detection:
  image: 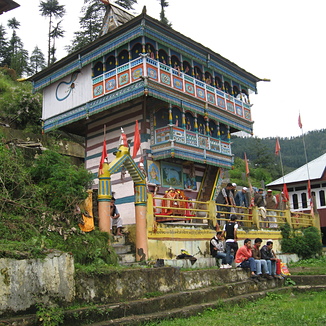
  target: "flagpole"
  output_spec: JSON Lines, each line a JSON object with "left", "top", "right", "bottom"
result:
{"left": 298, "top": 113, "right": 314, "bottom": 215}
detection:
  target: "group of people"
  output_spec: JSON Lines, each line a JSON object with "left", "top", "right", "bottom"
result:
{"left": 210, "top": 215, "right": 284, "bottom": 280}
{"left": 236, "top": 238, "right": 283, "bottom": 280}
{"left": 215, "top": 182, "right": 288, "bottom": 228}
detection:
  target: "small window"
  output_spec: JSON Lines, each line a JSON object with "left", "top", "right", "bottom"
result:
{"left": 118, "top": 49, "right": 129, "bottom": 65}
{"left": 293, "top": 194, "right": 298, "bottom": 209}
{"left": 158, "top": 49, "right": 168, "bottom": 65}
{"left": 320, "top": 190, "right": 325, "bottom": 206}
{"left": 301, "top": 193, "right": 307, "bottom": 209}
{"left": 93, "top": 61, "right": 103, "bottom": 77}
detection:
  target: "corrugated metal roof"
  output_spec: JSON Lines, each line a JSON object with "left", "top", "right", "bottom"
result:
{"left": 267, "top": 153, "right": 326, "bottom": 186}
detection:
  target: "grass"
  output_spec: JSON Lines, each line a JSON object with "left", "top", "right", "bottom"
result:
{"left": 288, "top": 256, "right": 326, "bottom": 275}
{"left": 144, "top": 290, "right": 326, "bottom": 326}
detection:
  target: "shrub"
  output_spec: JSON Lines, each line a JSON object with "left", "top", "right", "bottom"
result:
{"left": 280, "top": 225, "right": 323, "bottom": 259}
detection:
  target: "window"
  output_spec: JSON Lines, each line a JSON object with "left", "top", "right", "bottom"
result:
{"left": 105, "top": 55, "right": 115, "bottom": 72}
{"left": 171, "top": 55, "right": 180, "bottom": 70}
{"left": 194, "top": 66, "right": 203, "bottom": 81}
{"left": 197, "top": 115, "right": 206, "bottom": 135}
{"left": 320, "top": 190, "right": 325, "bottom": 206}
{"left": 158, "top": 49, "right": 168, "bottom": 64}
{"left": 301, "top": 193, "right": 307, "bottom": 209}
{"left": 183, "top": 61, "right": 191, "bottom": 75}
{"left": 131, "top": 43, "right": 142, "bottom": 60}
{"left": 93, "top": 61, "right": 103, "bottom": 77}
{"left": 118, "top": 49, "right": 129, "bottom": 65}
{"left": 292, "top": 194, "right": 298, "bottom": 209}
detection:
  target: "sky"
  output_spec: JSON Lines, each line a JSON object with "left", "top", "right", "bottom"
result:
{"left": 1, "top": 0, "right": 326, "bottom": 139}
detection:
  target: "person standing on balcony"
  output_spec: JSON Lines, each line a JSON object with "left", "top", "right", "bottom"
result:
{"left": 254, "top": 188, "right": 266, "bottom": 227}
{"left": 235, "top": 187, "right": 249, "bottom": 222}
{"left": 266, "top": 190, "right": 278, "bottom": 228}
{"left": 215, "top": 183, "right": 233, "bottom": 224}
{"left": 222, "top": 215, "right": 238, "bottom": 267}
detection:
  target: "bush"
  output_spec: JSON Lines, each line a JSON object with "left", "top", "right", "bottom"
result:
{"left": 280, "top": 225, "right": 323, "bottom": 259}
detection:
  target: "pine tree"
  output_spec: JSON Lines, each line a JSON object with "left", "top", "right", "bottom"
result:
{"left": 0, "top": 24, "right": 9, "bottom": 66}
{"left": 30, "top": 46, "right": 46, "bottom": 74}
{"left": 158, "top": 0, "right": 171, "bottom": 27}
{"left": 39, "top": 0, "right": 65, "bottom": 66}
{"left": 66, "top": 0, "right": 106, "bottom": 53}
{"left": 114, "top": 0, "right": 137, "bottom": 10}
{"left": 49, "top": 20, "right": 65, "bottom": 64}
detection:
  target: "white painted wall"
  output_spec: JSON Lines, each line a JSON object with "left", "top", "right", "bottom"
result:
{"left": 42, "top": 65, "right": 92, "bottom": 120}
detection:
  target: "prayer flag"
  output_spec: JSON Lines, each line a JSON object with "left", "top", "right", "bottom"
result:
{"left": 298, "top": 114, "right": 303, "bottom": 129}
{"left": 132, "top": 120, "right": 140, "bottom": 159}
{"left": 275, "top": 138, "right": 281, "bottom": 155}
{"left": 282, "top": 183, "right": 289, "bottom": 201}
{"left": 244, "top": 152, "right": 250, "bottom": 176}
{"left": 98, "top": 125, "right": 107, "bottom": 176}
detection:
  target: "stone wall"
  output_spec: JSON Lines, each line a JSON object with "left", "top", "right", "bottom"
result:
{"left": 0, "top": 251, "right": 75, "bottom": 316}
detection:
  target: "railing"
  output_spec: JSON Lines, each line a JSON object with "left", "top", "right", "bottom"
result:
{"left": 150, "top": 194, "right": 317, "bottom": 229}
{"left": 154, "top": 125, "right": 232, "bottom": 155}
{"left": 92, "top": 56, "right": 252, "bottom": 123}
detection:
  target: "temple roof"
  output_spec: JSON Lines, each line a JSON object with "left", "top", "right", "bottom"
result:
{"left": 267, "top": 153, "right": 326, "bottom": 186}
{"left": 100, "top": 1, "right": 134, "bottom": 35}
{"left": 0, "top": 0, "right": 19, "bottom": 15}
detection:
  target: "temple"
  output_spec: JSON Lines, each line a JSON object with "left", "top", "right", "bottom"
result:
{"left": 29, "top": 3, "right": 316, "bottom": 262}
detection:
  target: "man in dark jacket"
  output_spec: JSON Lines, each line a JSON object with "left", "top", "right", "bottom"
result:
{"left": 222, "top": 215, "right": 238, "bottom": 267}
{"left": 260, "top": 240, "right": 283, "bottom": 279}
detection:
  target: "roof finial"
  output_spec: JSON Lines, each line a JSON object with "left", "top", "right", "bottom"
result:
{"left": 142, "top": 5, "right": 147, "bottom": 14}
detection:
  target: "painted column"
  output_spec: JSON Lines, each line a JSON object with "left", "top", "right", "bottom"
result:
{"left": 134, "top": 181, "right": 148, "bottom": 261}
{"left": 98, "top": 162, "right": 112, "bottom": 233}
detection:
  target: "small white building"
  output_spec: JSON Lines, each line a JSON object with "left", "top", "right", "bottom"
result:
{"left": 267, "top": 153, "right": 326, "bottom": 245}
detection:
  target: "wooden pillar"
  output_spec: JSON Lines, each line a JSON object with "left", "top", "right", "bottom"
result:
{"left": 134, "top": 181, "right": 148, "bottom": 261}
{"left": 98, "top": 162, "right": 112, "bottom": 233}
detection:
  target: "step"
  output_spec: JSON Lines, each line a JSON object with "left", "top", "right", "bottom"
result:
{"left": 112, "top": 244, "right": 132, "bottom": 255}
{"left": 2, "top": 277, "right": 326, "bottom": 326}
{"left": 88, "top": 285, "right": 326, "bottom": 326}
{"left": 118, "top": 252, "right": 136, "bottom": 264}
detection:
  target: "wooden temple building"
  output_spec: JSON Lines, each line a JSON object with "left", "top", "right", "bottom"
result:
{"left": 30, "top": 3, "right": 317, "bottom": 261}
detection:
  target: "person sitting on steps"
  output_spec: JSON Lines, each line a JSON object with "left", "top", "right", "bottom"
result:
{"left": 235, "top": 238, "right": 258, "bottom": 279}
{"left": 210, "top": 231, "right": 232, "bottom": 269}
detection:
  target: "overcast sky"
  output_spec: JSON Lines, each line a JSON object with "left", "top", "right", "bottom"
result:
{"left": 2, "top": 0, "right": 325, "bottom": 139}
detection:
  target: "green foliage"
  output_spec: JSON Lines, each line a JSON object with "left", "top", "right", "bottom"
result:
{"left": 0, "top": 71, "right": 42, "bottom": 131}
{"left": 30, "top": 150, "right": 93, "bottom": 212}
{"left": 284, "top": 277, "right": 296, "bottom": 286}
{"left": 280, "top": 226, "right": 323, "bottom": 259}
{"left": 36, "top": 303, "right": 64, "bottom": 326}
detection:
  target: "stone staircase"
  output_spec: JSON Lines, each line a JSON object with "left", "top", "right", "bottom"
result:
{"left": 112, "top": 233, "right": 136, "bottom": 265}
{"left": 2, "top": 268, "right": 325, "bottom": 326}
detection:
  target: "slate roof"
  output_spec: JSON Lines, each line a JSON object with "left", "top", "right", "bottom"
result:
{"left": 267, "top": 153, "right": 326, "bottom": 186}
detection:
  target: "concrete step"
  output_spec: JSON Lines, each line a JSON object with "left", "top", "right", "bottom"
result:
{"left": 118, "top": 252, "right": 136, "bottom": 264}
{"left": 2, "top": 275, "right": 326, "bottom": 326}
{"left": 112, "top": 244, "right": 132, "bottom": 255}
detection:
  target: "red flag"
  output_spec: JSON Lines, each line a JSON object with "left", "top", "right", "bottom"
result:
{"left": 244, "top": 152, "right": 250, "bottom": 176}
{"left": 298, "top": 114, "right": 303, "bottom": 129}
{"left": 132, "top": 120, "right": 140, "bottom": 159}
{"left": 282, "top": 183, "right": 289, "bottom": 201}
{"left": 275, "top": 138, "right": 281, "bottom": 155}
{"left": 98, "top": 126, "right": 107, "bottom": 176}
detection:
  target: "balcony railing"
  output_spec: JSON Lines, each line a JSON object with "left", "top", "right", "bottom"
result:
{"left": 92, "top": 56, "right": 252, "bottom": 123}
{"left": 154, "top": 125, "right": 231, "bottom": 156}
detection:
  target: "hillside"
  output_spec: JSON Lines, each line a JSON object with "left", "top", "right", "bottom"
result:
{"left": 232, "top": 129, "right": 326, "bottom": 174}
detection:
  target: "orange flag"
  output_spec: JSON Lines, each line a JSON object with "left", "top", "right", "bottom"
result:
{"left": 132, "top": 120, "right": 140, "bottom": 159}
{"left": 98, "top": 125, "right": 107, "bottom": 176}
{"left": 244, "top": 152, "right": 250, "bottom": 176}
{"left": 275, "top": 138, "right": 281, "bottom": 155}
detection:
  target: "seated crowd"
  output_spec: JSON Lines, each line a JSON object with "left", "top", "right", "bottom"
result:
{"left": 210, "top": 215, "right": 284, "bottom": 279}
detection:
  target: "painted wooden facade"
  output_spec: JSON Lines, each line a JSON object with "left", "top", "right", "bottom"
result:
{"left": 30, "top": 4, "right": 261, "bottom": 227}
